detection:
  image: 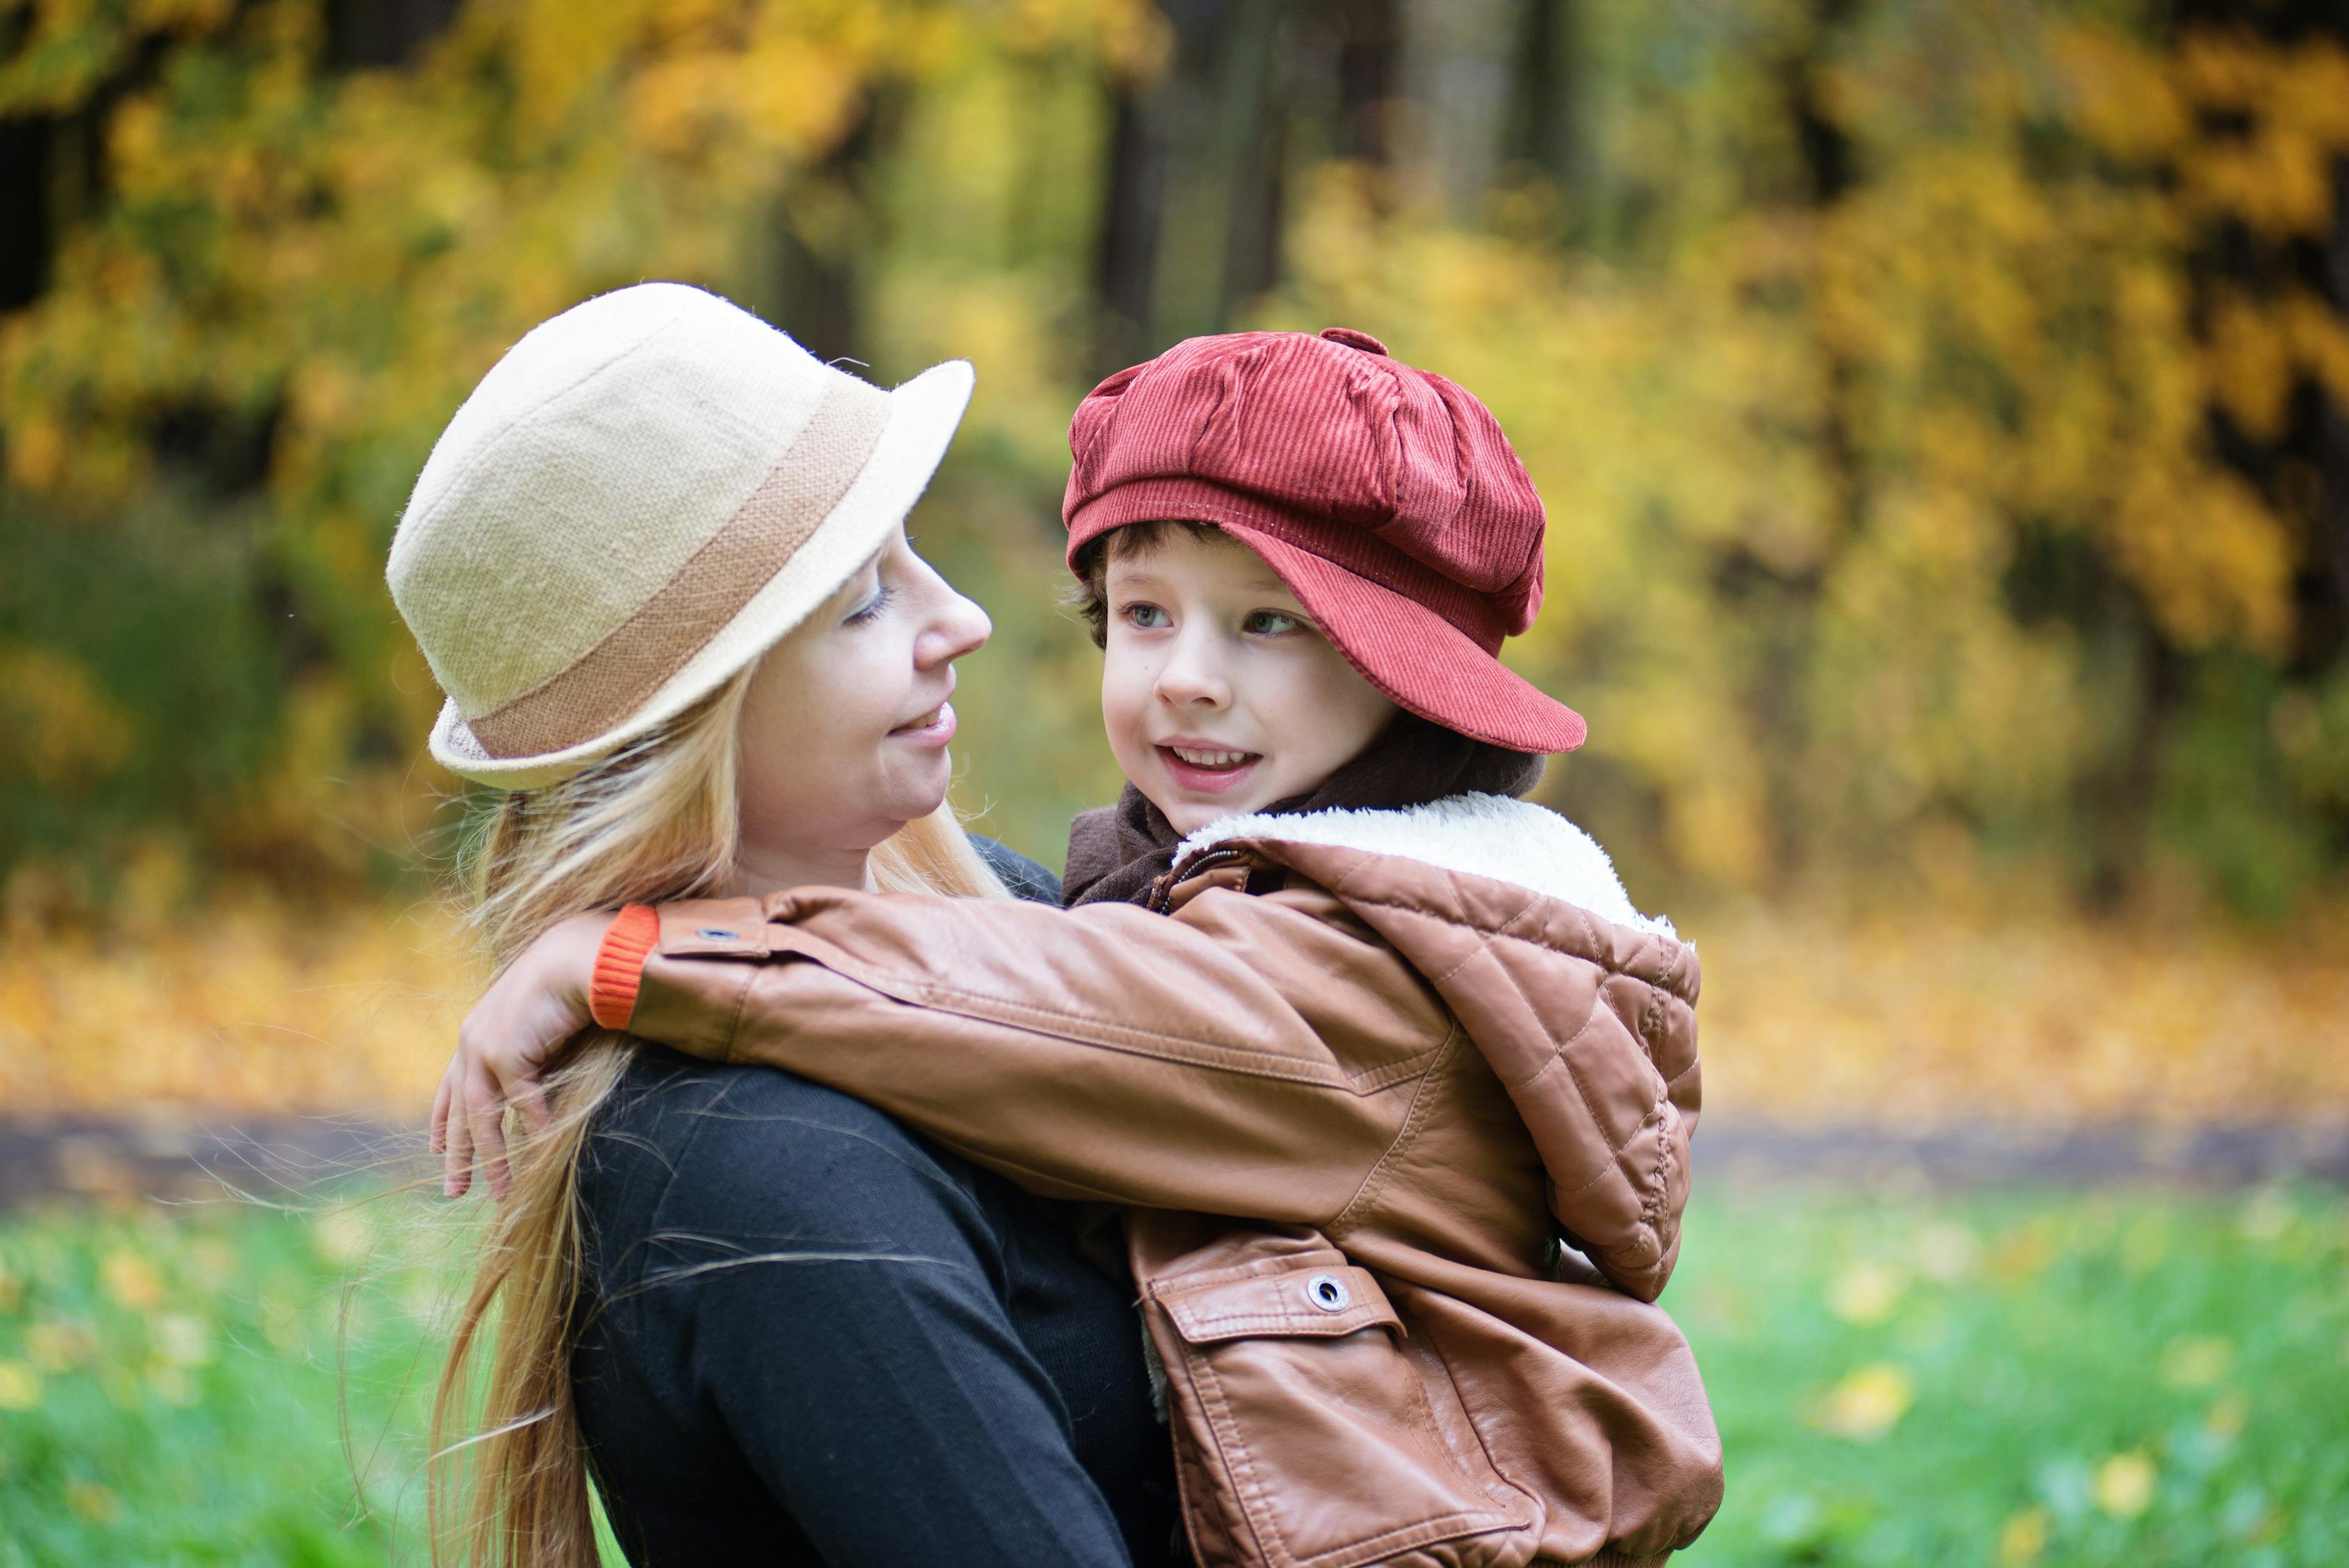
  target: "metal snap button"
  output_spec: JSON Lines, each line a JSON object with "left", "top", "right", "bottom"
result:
{"left": 1306, "top": 1273, "right": 1350, "bottom": 1312}
{"left": 696, "top": 928, "right": 738, "bottom": 941}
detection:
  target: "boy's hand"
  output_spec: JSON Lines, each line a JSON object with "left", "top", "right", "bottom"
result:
{"left": 429, "top": 910, "right": 612, "bottom": 1199}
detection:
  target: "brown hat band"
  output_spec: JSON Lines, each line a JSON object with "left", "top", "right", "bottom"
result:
{"left": 466, "top": 376, "right": 893, "bottom": 758}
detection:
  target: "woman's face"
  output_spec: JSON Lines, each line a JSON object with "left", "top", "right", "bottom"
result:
{"left": 734, "top": 525, "right": 991, "bottom": 874}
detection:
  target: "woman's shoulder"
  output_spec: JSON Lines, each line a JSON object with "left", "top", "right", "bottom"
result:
{"left": 581, "top": 1050, "right": 963, "bottom": 1242}
{"left": 969, "top": 833, "right": 1063, "bottom": 905}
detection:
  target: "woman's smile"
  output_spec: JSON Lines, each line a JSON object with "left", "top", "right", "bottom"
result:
{"left": 890, "top": 700, "right": 958, "bottom": 745}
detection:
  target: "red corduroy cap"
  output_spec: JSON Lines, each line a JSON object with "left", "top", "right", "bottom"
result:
{"left": 1063, "top": 327, "right": 1585, "bottom": 754}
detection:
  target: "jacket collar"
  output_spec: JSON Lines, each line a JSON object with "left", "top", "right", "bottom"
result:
{"left": 1172, "top": 792, "right": 1677, "bottom": 941}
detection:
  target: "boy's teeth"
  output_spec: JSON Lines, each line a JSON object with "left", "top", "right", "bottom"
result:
{"left": 1170, "top": 746, "right": 1250, "bottom": 767}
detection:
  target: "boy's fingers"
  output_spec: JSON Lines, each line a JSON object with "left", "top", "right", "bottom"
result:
{"left": 443, "top": 1095, "right": 472, "bottom": 1199}
{"left": 428, "top": 1070, "right": 452, "bottom": 1155}
{"left": 517, "top": 1079, "right": 552, "bottom": 1135}
{"left": 466, "top": 1068, "right": 512, "bottom": 1201}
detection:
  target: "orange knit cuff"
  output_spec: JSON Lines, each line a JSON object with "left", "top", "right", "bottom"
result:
{"left": 589, "top": 905, "right": 661, "bottom": 1031}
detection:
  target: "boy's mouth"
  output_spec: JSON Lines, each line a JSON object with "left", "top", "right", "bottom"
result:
{"left": 1157, "top": 743, "right": 1263, "bottom": 795}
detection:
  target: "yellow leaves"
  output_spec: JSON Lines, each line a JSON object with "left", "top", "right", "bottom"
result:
{"left": 1911, "top": 1222, "right": 1977, "bottom": 1283}
{"left": 2107, "top": 465, "right": 2295, "bottom": 656}
{"left": 26, "top": 1320, "right": 98, "bottom": 1373}
{"left": 0, "top": 1360, "right": 42, "bottom": 1411}
{"left": 152, "top": 1313, "right": 213, "bottom": 1368}
{"left": 1825, "top": 1261, "right": 1903, "bottom": 1326}
{"left": 2052, "top": 24, "right": 2187, "bottom": 161}
{"left": 1812, "top": 1362, "right": 1912, "bottom": 1441}
{"left": 2092, "top": 1449, "right": 2158, "bottom": 1518}
{"left": 0, "top": 645, "right": 134, "bottom": 790}
{"left": 2206, "top": 290, "right": 2297, "bottom": 444}
{"left": 100, "top": 1250, "right": 163, "bottom": 1311}
{"left": 1699, "top": 898, "right": 2349, "bottom": 1128}
{"left": 311, "top": 1208, "right": 374, "bottom": 1266}
{"left": 1996, "top": 1505, "right": 2047, "bottom": 1567}
{"left": 4, "top": 415, "right": 65, "bottom": 491}
{"left": 2161, "top": 1335, "right": 2235, "bottom": 1389}
{"left": 65, "top": 1479, "right": 121, "bottom": 1522}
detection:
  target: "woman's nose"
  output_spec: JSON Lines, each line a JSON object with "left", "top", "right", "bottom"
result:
{"left": 918, "top": 578, "right": 991, "bottom": 669}
{"left": 1154, "top": 628, "right": 1231, "bottom": 710}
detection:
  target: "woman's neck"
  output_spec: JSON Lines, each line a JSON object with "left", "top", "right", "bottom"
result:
{"left": 728, "top": 838, "right": 874, "bottom": 898}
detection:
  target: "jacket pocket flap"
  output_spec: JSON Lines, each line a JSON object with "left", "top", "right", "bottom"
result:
{"left": 1157, "top": 1263, "right": 1401, "bottom": 1346}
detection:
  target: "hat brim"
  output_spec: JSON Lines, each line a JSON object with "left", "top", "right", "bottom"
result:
{"left": 1240, "top": 527, "right": 1587, "bottom": 754}
{"left": 1070, "top": 488, "right": 1585, "bottom": 754}
{"left": 430, "top": 357, "right": 976, "bottom": 790}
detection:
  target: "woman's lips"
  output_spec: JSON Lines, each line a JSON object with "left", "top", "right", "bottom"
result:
{"left": 889, "top": 700, "right": 957, "bottom": 746}
{"left": 1156, "top": 743, "right": 1262, "bottom": 795}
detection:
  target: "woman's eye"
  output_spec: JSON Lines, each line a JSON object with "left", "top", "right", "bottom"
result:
{"left": 1120, "top": 603, "right": 1170, "bottom": 630}
{"left": 845, "top": 583, "right": 896, "bottom": 626}
{"left": 1243, "top": 610, "right": 1304, "bottom": 636}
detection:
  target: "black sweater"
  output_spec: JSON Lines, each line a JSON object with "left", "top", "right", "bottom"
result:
{"left": 570, "top": 840, "right": 1178, "bottom": 1565}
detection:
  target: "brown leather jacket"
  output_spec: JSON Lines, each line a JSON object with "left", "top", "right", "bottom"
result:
{"left": 619, "top": 796, "right": 1722, "bottom": 1567}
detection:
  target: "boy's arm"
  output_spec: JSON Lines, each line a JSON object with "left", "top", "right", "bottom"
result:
{"left": 622, "top": 887, "right": 1432, "bottom": 1224}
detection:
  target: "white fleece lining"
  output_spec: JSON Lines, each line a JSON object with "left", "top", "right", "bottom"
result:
{"left": 1174, "top": 792, "right": 1677, "bottom": 940}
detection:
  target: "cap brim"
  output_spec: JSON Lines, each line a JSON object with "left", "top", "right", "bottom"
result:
{"left": 431, "top": 357, "right": 976, "bottom": 789}
{"left": 1236, "top": 528, "right": 1586, "bottom": 753}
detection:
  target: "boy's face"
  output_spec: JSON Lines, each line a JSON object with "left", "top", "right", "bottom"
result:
{"left": 1100, "top": 526, "right": 1398, "bottom": 836}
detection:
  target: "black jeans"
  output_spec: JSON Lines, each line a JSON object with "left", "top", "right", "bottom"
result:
{"left": 571, "top": 1049, "right": 1181, "bottom": 1567}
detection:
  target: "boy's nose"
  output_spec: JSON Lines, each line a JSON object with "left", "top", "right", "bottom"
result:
{"left": 1153, "top": 630, "right": 1231, "bottom": 709}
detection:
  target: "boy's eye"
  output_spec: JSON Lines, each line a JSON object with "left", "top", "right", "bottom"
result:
{"left": 1242, "top": 609, "right": 1305, "bottom": 636}
{"left": 1120, "top": 603, "right": 1171, "bottom": 631}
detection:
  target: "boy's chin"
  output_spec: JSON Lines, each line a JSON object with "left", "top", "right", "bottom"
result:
{"left": 1150, "top": 791, "right": 1265, "bottom": 838}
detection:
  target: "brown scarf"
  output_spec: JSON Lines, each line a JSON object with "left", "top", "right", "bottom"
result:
{"left": 1061, "top": 714, "right": 1547, "bottom": 907}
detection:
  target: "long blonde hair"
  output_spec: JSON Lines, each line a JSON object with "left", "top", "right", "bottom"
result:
{"left": 428, "top": 661, "right": 1008, "bottom": 1567}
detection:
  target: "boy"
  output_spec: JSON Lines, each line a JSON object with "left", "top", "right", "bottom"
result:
{"left": 442, "top": 327, "right": 1719, "bottom": 1567}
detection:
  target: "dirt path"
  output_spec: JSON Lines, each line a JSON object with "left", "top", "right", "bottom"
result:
{"left": 4, "top": 1113, "right": 2346, "bottom": 1212}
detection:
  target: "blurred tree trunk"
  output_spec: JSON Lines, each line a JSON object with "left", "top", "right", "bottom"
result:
{"left": 1401, "top": 0, "right": 1514, "bottom": 221}
{"left": 764, "top": 95, "right": 900, "bottom": 369}
{"left": 1743, "top": 0, "right": 1865, "bottom": 883}
{"left": 1091, "top": 0, "right": 1399, "bottom": 378}
{"left": 324, "top": 0, "right": 459, "bottom": 70}
{"left": 2321, "top": 153, "right": 2349, "bottom": 662}
{"left": 0, "top": 116, "right": 53, "bottom": 313}
{"left": 1503, "top": 0, "right": 1580, "bottom": 211}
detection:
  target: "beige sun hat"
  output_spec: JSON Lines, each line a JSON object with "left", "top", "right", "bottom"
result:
{"left": 387, "top": 282, "right": 973, "bottom": 790}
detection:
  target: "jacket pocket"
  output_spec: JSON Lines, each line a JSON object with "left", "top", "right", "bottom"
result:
{"left": 1145, "top": 1255, "right": 1532, "bottom": 1568}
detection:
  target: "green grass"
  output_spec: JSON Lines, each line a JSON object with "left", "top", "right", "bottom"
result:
{"left": 0, "top": 1186, "right": 2342, "bottom": 1566}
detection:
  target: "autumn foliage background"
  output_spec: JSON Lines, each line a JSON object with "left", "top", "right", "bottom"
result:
{"left": 2, "top": 0, "right": 2348, "bottom": 1122}
{"left": 3, "top": 4, "right": 2349, "bottom": 1564}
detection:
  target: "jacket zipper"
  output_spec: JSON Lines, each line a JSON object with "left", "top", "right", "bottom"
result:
{"left": 1149, "top": 847, "right": 1253, "bottom": 914}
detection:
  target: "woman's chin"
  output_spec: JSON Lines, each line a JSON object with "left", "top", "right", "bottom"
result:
{"left": 878, "top": 760, "right": 955, "bottom": 826}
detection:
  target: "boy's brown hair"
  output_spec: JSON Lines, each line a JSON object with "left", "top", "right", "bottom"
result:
{"left": 1065, "top": 518, "right": 1217, "bottom": 649}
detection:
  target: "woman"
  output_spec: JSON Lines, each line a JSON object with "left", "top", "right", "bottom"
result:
{"left": 391, "top": 282, "right": 1176, "bottom": 1566}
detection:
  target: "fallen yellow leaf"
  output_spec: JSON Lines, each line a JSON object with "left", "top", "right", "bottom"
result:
{"left": 1826, "top": 1261, "right": 1904, "bottom": 1325}
{"left": 0, "top": 1361, "right": 43, "bottom": 1411}
{"left": 2093, "top": 1450, "right": 2157, "bottom": 1518}
{"left": 1814, "top": 1362, "right": 1913, "bottom": 1441}
{"left": 1998, "top": 1505, "right": 2047, "bottom": 1567}
{"left": 2159, "top": 1335, "right": 2233, "bottom": 1388}
{"left": 25, "top": 1321, "right": 96, "bottom": 1374}
{"left": 66, "top": 1481, "right": 119, "bottom": 1522}
{"left": 100, "top": 1250, "right": 162, "bottom": 1311}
